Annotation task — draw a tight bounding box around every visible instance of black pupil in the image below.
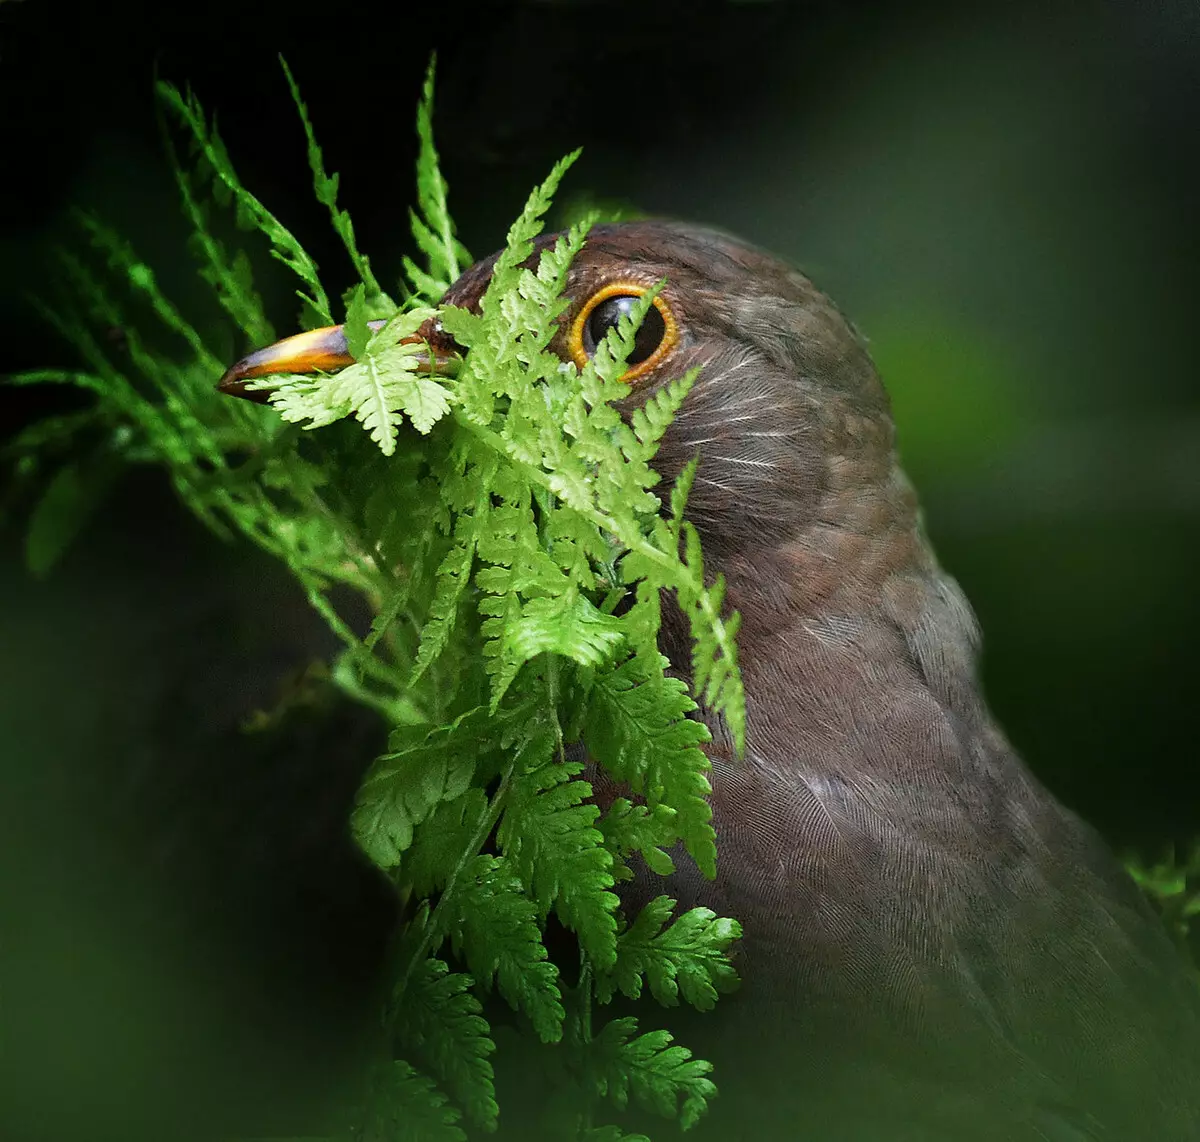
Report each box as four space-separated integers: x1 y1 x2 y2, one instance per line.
583 295 666 365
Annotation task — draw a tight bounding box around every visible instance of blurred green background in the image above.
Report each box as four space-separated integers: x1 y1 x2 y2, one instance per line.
2 1 1198 1138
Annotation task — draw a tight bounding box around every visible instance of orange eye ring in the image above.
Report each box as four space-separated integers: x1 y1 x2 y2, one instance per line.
567 281 679 383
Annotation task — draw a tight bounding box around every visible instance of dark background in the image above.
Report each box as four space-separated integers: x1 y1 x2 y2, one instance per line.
1 1 1198 1138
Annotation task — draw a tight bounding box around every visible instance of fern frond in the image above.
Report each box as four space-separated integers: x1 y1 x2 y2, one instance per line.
401 789 491 898
156 80 333 326
279 59 391 308
248 298 451 455
579 1128 652 1142
362 1060 467 1142
13 63 750 1142
444 854 566 1043
161 118 275 345
596 895 741 1011
597 797 678 881
496 724 619 969
677 519 746 752
590 1016 716 1131
410 439 499 684
583 650 716 879
398 958 498 1130
352 710 483 867
630 367 702 456
407 56 470 297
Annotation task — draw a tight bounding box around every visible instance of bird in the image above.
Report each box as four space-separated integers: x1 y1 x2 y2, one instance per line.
219 221 1200 1140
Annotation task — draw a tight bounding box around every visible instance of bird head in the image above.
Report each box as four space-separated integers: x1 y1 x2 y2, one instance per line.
219 221 915 570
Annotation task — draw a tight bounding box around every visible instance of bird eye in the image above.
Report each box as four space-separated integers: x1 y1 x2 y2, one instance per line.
583 295 664 361
567 282 678 382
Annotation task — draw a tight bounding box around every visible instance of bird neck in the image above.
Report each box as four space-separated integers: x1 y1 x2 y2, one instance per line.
683 466 996 781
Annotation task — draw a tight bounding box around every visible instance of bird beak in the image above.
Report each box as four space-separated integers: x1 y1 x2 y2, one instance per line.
217 319 461 401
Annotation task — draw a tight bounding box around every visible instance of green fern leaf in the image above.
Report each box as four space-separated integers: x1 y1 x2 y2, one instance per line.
249 302 452 455
402 789 491 898
506 591 626 670
156 80 333 326
409 56 469 295
362 1060 466 1142
497 726 619 969
583 650 716 879
162 126 274 344
596 895 741 1011
410 441 497 684
580 1128 652 1142
398 958 497 1130
597 797 678 881
280 57 389 302
629 367 701 456
445 854 566 1043
590 1016 716 1130
352 713 483 868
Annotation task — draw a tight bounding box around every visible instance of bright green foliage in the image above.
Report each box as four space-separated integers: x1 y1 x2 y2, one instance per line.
589 1017 717 1131
6 58 745 1141
158 80 333 328
405 56 472 299
161 112 276 346
579 1128 653 1142
1126 845 1200 960
596 896 742 1011
496 728 620 969
352 708 482 867
584 651 716 879
400 958 499 1130
280 56 392 309
444 854 566 1043
248 294 451 454
597 798 679 881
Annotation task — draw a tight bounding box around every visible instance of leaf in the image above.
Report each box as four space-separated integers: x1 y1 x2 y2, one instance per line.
436 303 484 348
407 56 470 297
402 789 491 898
505 591 626 671
444 855 566 1043
410 443 498 685
589 1016 716 1131
496 725 619 969
362 1060 467 1142
597 797 678 880
596 895 741 1011
163 124 274 345
352 712 485 868
676 520 746 755
157 80 333 325
342 281 381 360
584 650 717 879
397 958 497 1130
11 74 752 1142
251 304 451 454
630 367 701 456
280 56 390 302
580 1129 652 1142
